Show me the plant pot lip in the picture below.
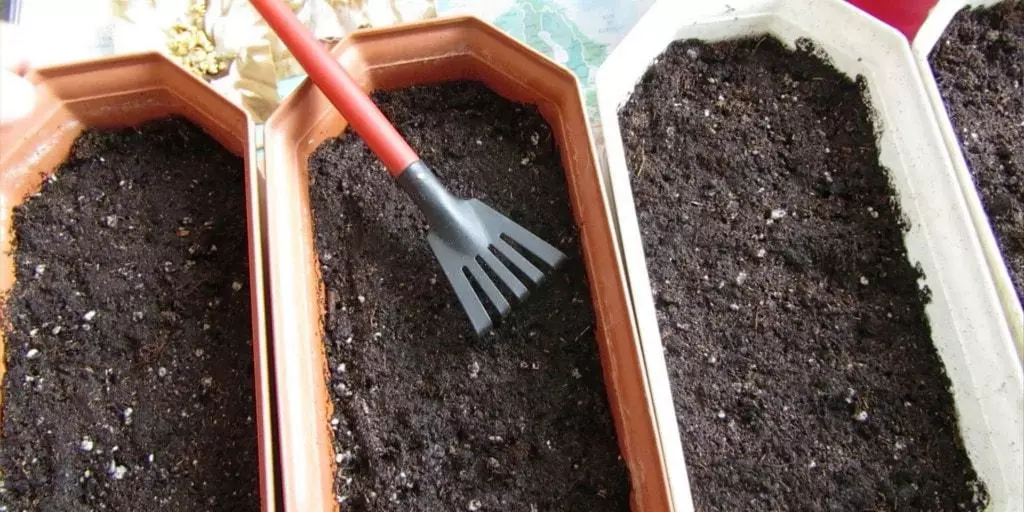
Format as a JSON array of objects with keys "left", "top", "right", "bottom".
[
  {"left": 909, "top": 0, "right": 1024, "bottom": 358},
  {"left": 3, "top": 51, "right": 252, "bottom": 173},
  {"left": 595, "top": 0, "right": 1023, "bottom": 509},
  {"left": 261, "top": 14, "right": 676, "bottom": 512},
  {"left": 266, "top": 14, "right": 585, "bottom": 131},
  {"left": 0, "top": 51, "right": 276, "bottom": 512},
  {"left": 27, "top": 49, "right": 192, "bottom": 74}
]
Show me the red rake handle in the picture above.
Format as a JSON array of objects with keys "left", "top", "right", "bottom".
[{"left": 250, "top": 0, "right": 419, "bottom": 177}]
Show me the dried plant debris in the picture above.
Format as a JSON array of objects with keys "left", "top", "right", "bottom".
[{"left": 167, "top": 0, "right": 229, "bottom": 77}]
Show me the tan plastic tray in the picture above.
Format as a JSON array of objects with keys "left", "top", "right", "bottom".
[
  {"left": 263, "top": 15, "right": 675, "bottom": 512},
  {"left": 0, "top": 52, "right": 277, "bottom": 511}
]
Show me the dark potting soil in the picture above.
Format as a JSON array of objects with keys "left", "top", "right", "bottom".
[
  {"left": 0, "top": 118, "right": 259, "bottom": 511},
  {"left": 619, "top": 37, "right": 985, "bottom": 511},
  {"left": 930, "top": 0, "right": 1024, "bottom": 309},
  {"left": 307, "top": 81, "right": 630, "bottom": 511}
]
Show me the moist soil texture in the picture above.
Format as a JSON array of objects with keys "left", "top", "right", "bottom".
[
  {"left": 0, "top": 118, "right": 259, "bottom": 511},
  {"left": 930, "top": 0, "right": 1024, "bottom": 310},
  {"left": 619, "top": 37, "right": 985, "bottom": 511},
  {"left": 308, "top": 81, "right": 629, "bottom": 511}
]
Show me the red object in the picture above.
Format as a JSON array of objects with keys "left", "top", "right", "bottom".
[
  {"left": 249, "top": 0, "right": 419, "bottom": 176},
  {"left": 846, "top": 0, "right": 938, "bottom": 41}
]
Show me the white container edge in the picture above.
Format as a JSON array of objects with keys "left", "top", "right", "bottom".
[
  {"left": 595, "top": 0, "right": 1024, "bottom": 511},
  {"left": 911, "top": 0, "right": 1024, "bottom": 360}
]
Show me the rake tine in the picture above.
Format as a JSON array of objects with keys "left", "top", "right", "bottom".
[
  {"left": 492, "top": 238, "right": 545, "bottom": 284},
  {"left": 471, "top": 199, "right": 567, "bottom": 268},
  {"left": 478, "top": 251, "right": 529, "bottom": 301},
  {"left": 467, "top": 260, "right": 511, "bottom": 315},
  {"left": 503, "top": 228, "right": 566, "bottom": 269},
  {"left": 428, "top": 235, "right": 491, "bottom": 334}
]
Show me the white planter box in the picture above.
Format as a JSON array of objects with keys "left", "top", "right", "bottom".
[
  {"left": 913, "top": 0, "right": 1024, "bottom": 360},
  {"left": 594, "top": 0, "right": 1024, "bottom": 510}
]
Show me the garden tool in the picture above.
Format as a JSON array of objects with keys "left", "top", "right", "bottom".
[{"left": 250, "top": 0, "right": 568, "bottom": 335}]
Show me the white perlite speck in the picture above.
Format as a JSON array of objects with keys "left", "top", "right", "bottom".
[
  {"left": 357, "top": 295, "right": 366, "bottom": 304},
  {"left": 770, "top": 209, "right": 787, "bottom": 220},
  {"left": 756, "top": 248, "right": 767, "bottom": 258},
  {"left": 157, "top": 367, "right": 168, "bottom": 378},
  {"left": 232, "top": 281, "right": 243, "bottom": 292},
  {"left": 859, "top": 276, "right": 869, "bottom": 285},
  {"left": 82, "top": 310, "right": 97, "bottom": 322},
  {"left": 80, "top": 437, "right": 94, "bottom": 452},
  {"left": 201, "top": 377, "right": 213, "bottom": 387},
  {"left": 469, "top": 361, "right": 480, "bottom": 379},
  {"left": 26, "top": 348, "right": 40, "bottom": 359},
  {"left": 853, "top": 410, "right": 869, "bottom": 422},
  {"left": 735, "top": 272, "right": 748, "bottom": 286},
  {"left": 108, "top": 461, "right": 128, "bottom": 480},
  {"left": 716, "top": 410, "right": 727, "bottom": 419},
  {"left": 468, "top": 499, "right": 483, "bottom": 511},
  {"left": 123, "top": 407, "right": 134, "bottom": 425}
]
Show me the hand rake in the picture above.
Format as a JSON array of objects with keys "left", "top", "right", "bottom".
[{"left": 250, "top": 0, "right": 568, "bottom": 335}]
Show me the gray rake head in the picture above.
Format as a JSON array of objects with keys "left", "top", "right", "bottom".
[
  {"left": 428, "top": 199, "right": 567, "bottom": 335},
  {"left": 397, "top": 161, "right": 568, "bottom": 336}
]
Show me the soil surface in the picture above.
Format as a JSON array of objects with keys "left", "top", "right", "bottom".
[
  {"left": 619, "top": 37, "right": 985, "bottom": 511},
  {"left": 308, "top": 81, "right": 629, "bottom": 511},
  {"left": 0, "top": 118, "right": 259, "bottom": 511},
  {"left": 930, "top": 1, "right": 1024, "bottom": 309}
]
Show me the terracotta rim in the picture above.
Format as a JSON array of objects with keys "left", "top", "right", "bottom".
[
  {"left": 0, "top": 52, "right": 277, "bottom": 511},
  {"left": 263, "top": 15, "right": 674, "bottom": 512}
]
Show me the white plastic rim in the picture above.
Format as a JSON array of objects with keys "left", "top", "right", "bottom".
[
  {"left": 594, "top": 0, "right": 1024, "bottom": 511},
  {"left": 912, "top": 0, "right": 1024, "bottom": 361}
]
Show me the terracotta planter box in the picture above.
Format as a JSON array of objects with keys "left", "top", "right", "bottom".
[
  {"left": 595, "top": 0, "right": 1022, "bottom": 510},
  {"left": 263, "top": 16, "right": 674, "bottom": 512},
  {"left": 0, "top": 53, "right": 275, "bottom": 510},
  {"left": 912, "top": 0, "right": 1024, "bottom": 359}
]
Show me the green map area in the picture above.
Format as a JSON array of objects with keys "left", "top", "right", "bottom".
[{"left": 492, "top": 0, "right": 608, "bottom": 88}]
